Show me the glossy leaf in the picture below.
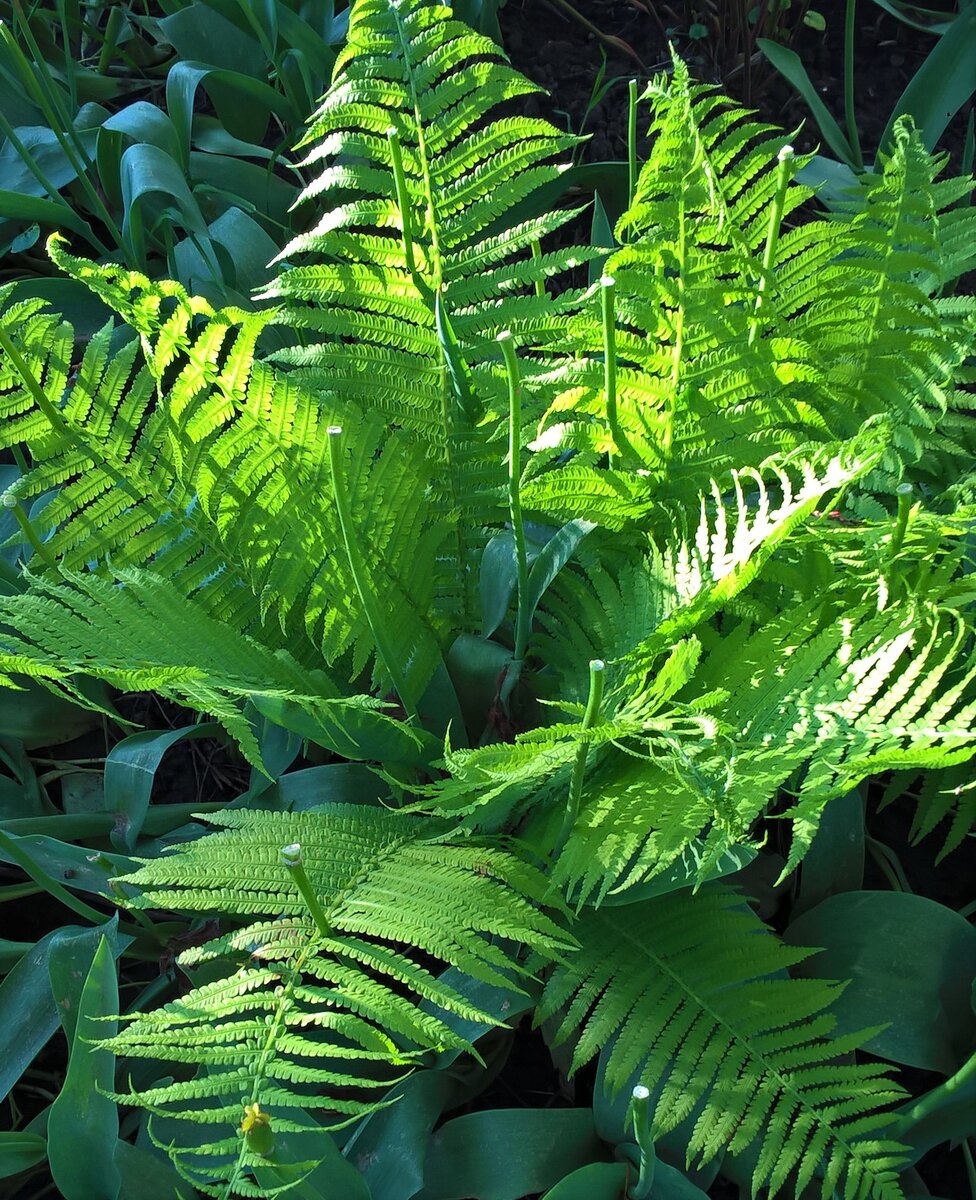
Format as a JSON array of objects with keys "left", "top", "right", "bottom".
[
  {"left": 48, "top": 936, "right": 121, "bottom": 1200},
  {"left": 415, "top": 1109, "right": 603, "bottom": 1200},
  {"left": 104, "top": 722, "right": 222, "bottom": 852},
  {"left": 0, "top": 923, "right": 109, "bottom": 1102},
  {"left": 881, "top": 5, "right": 976, "bottom": 152},
  {"left": 785, "top": 891, "right": 976, "bottom": 1072}
]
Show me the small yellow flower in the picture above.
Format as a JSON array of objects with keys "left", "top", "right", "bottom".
[{"left": 241, "top": 1102, "right": 274, "bottom": 1156}]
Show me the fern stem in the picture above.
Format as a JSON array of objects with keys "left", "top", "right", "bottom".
[
  {"left": 889, "top": 482, "right": 914, "bottom": 560},
  {"left": 601, "top": 276, "right": 637, "bottom": 469},
  {"left": 387, "top": 127, "right": 429, "bottom": 301},
  {"left": 627, "top": 79, "right": 639, "bottom": 214},
  {"left": 666, "top": 198, "right": 686, "bottom": 458},
  {"left": 2, "top": 493, "right": 54, "bottom": 567},
  {"left": 748, "top": 144, "right": 794, "bottom": 348},
  {"left": 498, "top": 332, "right": 531, "bottom": 677},
  {"left": 556, "top": 658, "right": 605, "bottom": 854},
  {"left": 327, "top": 427, "right": 419, "bottom": 720},
  {"left": 281, "top": 843, "right": 332, "bottom": 938},
  {"left": 530, "top": 238, "right": 546, "bottom": 298},
  {"left": 628, "top": 1085, "right": 655, "bottom": 1200}
]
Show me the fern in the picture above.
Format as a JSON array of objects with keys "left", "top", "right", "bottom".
[
  {"left": 101, "top": 806, "right": 566, "bottom": 1197},
  {"left": 538, "top": 887, "right": 908, "bottom": 1200},
  {"left": 0, "top": 3, "right": 974, "bottom": 1197}
]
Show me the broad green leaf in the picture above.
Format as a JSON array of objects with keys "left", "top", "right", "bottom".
[
  {"left": 0, "top": 1130, "right": 46, "bottom": 1179},
  {"left": 0, "top": 189, "right": 96, "bottom": 240},
  {"left": 114, "top": 1139, "right": 186, "bottom": 1200},
  {"left": 250, "top": 692, "right": 435, "bottom": 768},
  {"left": 523, "top": 518, "right": 596, "bottom": 631},
  {"left": 344, "top": 1072, "right": 453, "bottom": 1200},
  {"left": 253, "top": 1106, "right": 372, "bottom": 1200},
  {"left": 756, "top": 39, "right": 857, "bottom": 167},
  {"left": 208, "top": 205, "right": 280, "bottom": 293},
  {"left": 540, "top": 1163, "right": 627, "bottom": 1200},
  {"left": 166, "top": 61, "right": 294, "bottom": 167},
  {"left": 414, "top": 1109, "right": 603, "bottom": 1200},
  {"left": 102, "top": 102, "right": 181, "bottom": 161},
  {"left": 104, "top": 722, "right": 223, "bottom": 852},
  {"left": 792, "top": 787, "right": 864, "bottom": 918},
  {"left": 881, "top": 5, "right": 976, "bottom": 152},
  {"left": 159, "top": 5, "right": 266, "bottom": 77},
  {"left": 0, "top": 922, "right": 109, "bottom": 1101},
  {"left": 48, "top": 936, "right": 121, "bottom": 1200},
  {"left": 785, "top": 891, "right": 976, "bottom": 1073},
  {"left": 0, "top": 678, "right": 103, "bottom": 747}
]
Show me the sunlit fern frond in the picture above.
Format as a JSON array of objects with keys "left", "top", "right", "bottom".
[
  {"left": 104, "top": 805, "right": 568, "bottom": 1197},
  {"left": 260, "top": 0, "right": 598, "bottom": 621},
  {"left": 553, "top": 590, "right": 976, "bottom": 903},
  {"left": 538, "top": 886, "right": 908, "bottom": 1200},
  {"left": 1, "top": 243, "right": 453, "bottom": 711},
  {"left": 0, "top": 569, "right": 428, "bottom": 769}
]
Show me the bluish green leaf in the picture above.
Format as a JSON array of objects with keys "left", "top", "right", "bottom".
[
  {"left": 344, "top": 1072, "right": 453, "bottom": 1200},
  {"left": 48, "top": 936, "right": 121, "bottom": 1200},
  {"left": 881, "top": 5, "right": 976, "bottom": 152},
  {"left": 756, "top": 39, "right": 857, "bottom": 166},
  {"left": 793, "top": 787, "right": 864, "bottom": 917},
  {"left": 523, "top": 518, "right": 595, "bottom": 630},
  {"left": 0, "top": 1131, "right": 46, "bottom": 1180},
  {"left": 104, "top": 723, "right": 223, "bottom": 852},
  {"left": 0, "top": 923, "right": 109, "bottom": 1102},
  {"left": 785, "top": 891, "right": 976, "bottom": 1073},
  {"left": 414, "top": 1109, "right": 603, "bottom": 1200},
  {"left": 540, "top": 1162, "right": 627, "bottom": 1200}
]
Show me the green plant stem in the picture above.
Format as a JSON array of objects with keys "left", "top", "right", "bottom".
[
  {"left": 888, "top": 482, "right": 914, "bottom": 560},
  {"left": 749, "top": 143, "right": 793, "bottom": 347},
  {"left": 281, "top": 843, "right": 332, "bottom": 938},
  {"left": 387, "top": 127, "right": 428, "bottom": 301},
  {"left": 627, "top": 78, "right": 638, "bottom": 211},
  {"left": 530, "top": 238, "right": 546, "bottom": 298},
  {"left": 2, "top": 493, "right": 54, "bottom": 567},
  {"left": 843, "top": 0, "right": 863, "bottom": 170},
  {"left": 498, "top": 331, "right": 531, "bottom": 676},
  {"left": 665, "top": 198, "right": 686, "bottom": 457},
  {"left": 892, "top": 1049, "right": 976, "bottom": 1136},
  {"left": 327, "top": 426, "right": 419, "bottom": 720},
  {"left": 964, "top": 1140, "right": 976, "bottom": 1200},
  {"left": 628, "top": 1085, "right": 655, "bottom": 1200},
  {"left": 556, "top": 658, "right": 605, "bottom": 854}
]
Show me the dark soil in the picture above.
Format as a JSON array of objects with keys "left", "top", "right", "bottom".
[{"left": 499, "top": 0, "right": 973, "bottom": 172}]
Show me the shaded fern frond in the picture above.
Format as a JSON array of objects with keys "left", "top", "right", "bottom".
[
  {"left": 539, "top": 887, "right": 907, "bottom": 1200},
  {"left": 106, "top": 805, "right": 568, "bottom": 1197}
]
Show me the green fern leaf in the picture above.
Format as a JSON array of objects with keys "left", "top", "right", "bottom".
[{"left": 539, "top": 886, "right": 907, "bottom": 1200}]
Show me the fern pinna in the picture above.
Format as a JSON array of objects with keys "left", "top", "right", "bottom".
[{"left": 0, "top": 0, "right": 975, "bottom": 1197}]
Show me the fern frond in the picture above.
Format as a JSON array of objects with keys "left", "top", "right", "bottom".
[
  {"left": 105, "top": 805, "right": 568, "bottom": 1197},
  {"left": 260, "top": 0, "right": 595, "bottom": 624},
  {"left": 539, "top": 887, "right": 907, "bottom": 1200},
  {"left": 0, "top": 569, "right": 429, "bottom": 769}
]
